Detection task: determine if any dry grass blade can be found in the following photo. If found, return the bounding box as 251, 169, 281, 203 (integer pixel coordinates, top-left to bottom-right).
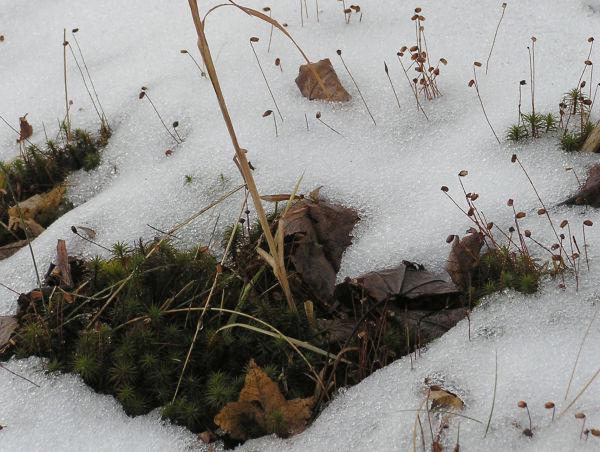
559, 366, 600, 419
227, 1, 331, 99
173, 190, 250, 401
484, 349, 498, 437
85, 184, 244, 330
188, 0, 296, 313
564, 302, 600, 401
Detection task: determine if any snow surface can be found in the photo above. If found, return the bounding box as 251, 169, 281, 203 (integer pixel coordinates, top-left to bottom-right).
1, 0, 600, 450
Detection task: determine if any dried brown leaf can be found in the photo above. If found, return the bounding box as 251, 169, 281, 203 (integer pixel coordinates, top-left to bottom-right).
445, 233, 484, 288
17, 114, 33, 143
214, 360, 314, 440
295, 59, 351, 102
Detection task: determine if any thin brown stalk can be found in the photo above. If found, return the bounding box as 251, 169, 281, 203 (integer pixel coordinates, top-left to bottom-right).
384, 61, 401, 111
250, 38, 283, 122
63, 29, 71, 143
472, 68, 501, 144
397, 53, 429, 120
181, 49, 206, 77
338, 49, 376, 125
485, 3, 507, 75
71, 30, 108, 126
315, 112, 342, 136
67, 43, 103, 123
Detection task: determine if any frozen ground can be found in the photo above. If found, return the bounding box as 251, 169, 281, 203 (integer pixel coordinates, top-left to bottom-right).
1, 0, 600, 450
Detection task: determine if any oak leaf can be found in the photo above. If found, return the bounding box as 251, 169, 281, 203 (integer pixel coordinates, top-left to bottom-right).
214, 359, 314, 441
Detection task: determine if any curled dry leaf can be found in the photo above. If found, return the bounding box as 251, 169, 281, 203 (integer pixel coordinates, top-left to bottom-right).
445, 233, 484, 289
0, 316, 17, 350
347, 261, 459, 304
428, 385, 464, 410
295, 58, 351, 102
280, 198, 358, 303
17, 114, 33, 143
214, 359, 314, 441
563, 163, 600, 207
7, 185, 66, 236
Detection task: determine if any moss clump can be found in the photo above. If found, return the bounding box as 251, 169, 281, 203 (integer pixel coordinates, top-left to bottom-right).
0, 126, 110, 249
3, 214, 429, 441
470, 247, 543, 300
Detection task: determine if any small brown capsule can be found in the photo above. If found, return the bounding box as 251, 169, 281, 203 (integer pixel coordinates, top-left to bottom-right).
518, 401, 528, 408
584, 220, 593, 226
468, 79, 475, 87
441, 185, 449, 192
458, 170, 468, 177
516, 212, 526, 219
560, 220, 568, 228
414, 7, 422, 13
315, 111, 322, 119
544, 402, 555, 409
524, 230, 531, 237
507, 199, 514, 206
409, 45, 419, 52
440, 58, 448, 65
511, 154, 517, 163
474, 61, 482, 67
591, 429, 600, 437
575, 412, 586, 419
537, 208, 547, 215
250, 36, 259, 42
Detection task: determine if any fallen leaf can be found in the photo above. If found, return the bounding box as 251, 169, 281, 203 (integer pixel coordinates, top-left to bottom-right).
17, 114, 33, 143
55, 239, 73, 288
7, 184, 66, 235
582, 121, 600, 152
347, 261, 459, 305
280, 199, 359, 303
295, 58, 351, 102
0, 240, 28, 260
563, 164, 600, 207
260, 193, 303, 203
445, 233, 484, 289
214, 359, 314, 441
428, 385, 464, 410
0, 316, 17, 350
73, 225, 97, 239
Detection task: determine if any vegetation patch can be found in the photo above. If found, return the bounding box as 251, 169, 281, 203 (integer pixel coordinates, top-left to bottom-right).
1, 195, 470, 446
0, 125, 110, 259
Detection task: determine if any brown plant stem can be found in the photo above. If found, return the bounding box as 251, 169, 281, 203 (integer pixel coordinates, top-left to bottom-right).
250, 39, 284, 122
485, 3, 507, 75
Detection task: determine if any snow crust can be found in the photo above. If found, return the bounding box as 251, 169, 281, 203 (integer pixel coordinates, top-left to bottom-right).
1, 0, 600, 450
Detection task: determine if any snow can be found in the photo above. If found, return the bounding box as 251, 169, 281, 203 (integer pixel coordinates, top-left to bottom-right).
1, 0, 600, 450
